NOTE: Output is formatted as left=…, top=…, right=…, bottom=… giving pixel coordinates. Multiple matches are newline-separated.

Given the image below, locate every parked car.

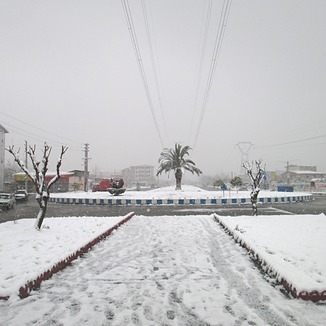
left=15, top=189, right=29, bottom=202
left=0, top=193, right=15, bottom=210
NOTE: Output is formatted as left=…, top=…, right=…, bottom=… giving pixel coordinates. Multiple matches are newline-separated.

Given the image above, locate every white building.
left=0, top=124, right=9, bottom=191
left=123, top=165, right=155, bottom=188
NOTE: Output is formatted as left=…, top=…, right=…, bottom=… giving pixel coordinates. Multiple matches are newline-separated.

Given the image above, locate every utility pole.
left=83, top=143, right=90, bottom=192
left=25, top=144, right=28, bottom=192
left=278, top=159, right=297, bottom=186
left=286, top=161, right=290, bottom=186
left=284, top=161, right=292, bottom=186
left=278, top=160, right=295, bottom=186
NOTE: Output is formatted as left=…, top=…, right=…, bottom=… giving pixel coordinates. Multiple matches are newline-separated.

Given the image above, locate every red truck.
left=92, top=178, right=126, bottom=195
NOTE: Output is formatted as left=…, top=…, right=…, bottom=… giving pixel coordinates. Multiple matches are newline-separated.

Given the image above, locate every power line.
left=276, top=118, right=326, bottom=141
left=0, top=111, right=82, bottom=146
left=141, top=0, right=169, bottom=145
left=188, top=0, right=213, bottom=144
left=256, top=134, right=326, bottom=149
left=193, top=0, right=232, bottom=148
left=1, top=119, right=82, bottom=152
left=121, top=0, right=165, bottom=148
left=0, top=112, right=83, bottom=152
left=2, top=120, right=59, bottom=143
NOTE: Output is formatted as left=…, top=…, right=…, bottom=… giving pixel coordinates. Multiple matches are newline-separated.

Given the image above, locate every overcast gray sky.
left=1, top=0, right=325, bottom=177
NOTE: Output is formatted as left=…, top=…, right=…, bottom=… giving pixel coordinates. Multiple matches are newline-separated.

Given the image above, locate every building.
left=278, top=165, right=326, bottom=192
left=0, top=124, right=9, bottom=191
left=122, top=165, right=155, bottom=188
left=13, top=170, right=86, bottom=193
left=280, top=165, right=325, bottom=183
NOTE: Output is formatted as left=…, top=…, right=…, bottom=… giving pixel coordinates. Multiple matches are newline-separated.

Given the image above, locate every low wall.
left=49, top=194, right=312, bottom=206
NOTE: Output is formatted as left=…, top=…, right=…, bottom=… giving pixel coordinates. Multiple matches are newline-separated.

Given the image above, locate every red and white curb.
left=0, top=212, right=135, bottom=301
left=213, top=214, right=326, bottom=303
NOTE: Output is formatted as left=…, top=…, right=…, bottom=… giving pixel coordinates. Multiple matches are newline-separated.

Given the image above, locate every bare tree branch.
left=6, top=144, right=36, bottom=184
left=48, top=146, right=68, bottom=191
left=6, top=142, right=68, bottom=230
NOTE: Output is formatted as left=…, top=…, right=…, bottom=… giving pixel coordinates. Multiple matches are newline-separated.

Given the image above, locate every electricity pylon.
left=235, top=142, right=254, bottom=176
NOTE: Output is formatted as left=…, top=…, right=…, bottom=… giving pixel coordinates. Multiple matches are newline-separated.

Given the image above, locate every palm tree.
left=157, top=143, right=202, bottom=190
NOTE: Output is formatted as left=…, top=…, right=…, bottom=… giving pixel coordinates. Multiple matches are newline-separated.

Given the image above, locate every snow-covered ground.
left=216, top=214, right=326, bottom=293
left=51, top=185, right=310, bottom=200
left=0, top=216, right=129, bottom=298
left=1, top=186, right=326, bottom=325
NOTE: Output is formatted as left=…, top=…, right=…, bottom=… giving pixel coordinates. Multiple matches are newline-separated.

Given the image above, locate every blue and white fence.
left=49, top=194, right=312, bottom=206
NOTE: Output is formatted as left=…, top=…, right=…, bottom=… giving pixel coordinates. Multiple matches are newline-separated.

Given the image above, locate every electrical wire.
left=4, top=124, right=83, bottom=153
left=188, top=0, right=213, bottom=144
left=2, top=120, right=62, bottom=144
left=121, top=1, right=232, bottom=150
left=0, top=111, right=82, bottom=146
left=278, top=118, right=326, bottom=141
left=121, top=0, right=165, bottom=148
left=141, top=0, right=169, bottom=145
left=192, top=0, right=232, bottom=148
left=256, top=134, right=326, bottom=149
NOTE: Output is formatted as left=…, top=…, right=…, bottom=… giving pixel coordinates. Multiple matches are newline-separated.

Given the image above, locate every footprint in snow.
left=131, top=312, right=141, bottom=325
left=104, top=308, right=115, bottom=320
left=167, top=310, right=176, bottom=320
left=68, top=299, right=81, bottom=316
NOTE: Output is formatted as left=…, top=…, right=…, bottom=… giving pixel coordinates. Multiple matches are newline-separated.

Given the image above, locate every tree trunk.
left=175, top=168, right=183, bottom=190
left=35, top=197, right=49, bottom=230
left=250, top=189, right=259, bottom=216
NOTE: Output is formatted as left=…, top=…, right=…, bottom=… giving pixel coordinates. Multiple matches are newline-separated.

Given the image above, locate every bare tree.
left=242, top=160, right=266, bottom=216
left=6, top=142, right=68, bottom=230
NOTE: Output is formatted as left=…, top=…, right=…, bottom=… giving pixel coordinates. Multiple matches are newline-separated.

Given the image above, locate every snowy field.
left=1, top=212, right=326, bottom=325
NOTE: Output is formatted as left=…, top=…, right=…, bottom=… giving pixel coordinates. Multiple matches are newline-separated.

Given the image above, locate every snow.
left=215, top=214, right=326, bottom=292
left=0, top=216, right=127, bottom=297
left=51, top=185, right=310, bottom=200
left=1, top=186, right=326, bottom=325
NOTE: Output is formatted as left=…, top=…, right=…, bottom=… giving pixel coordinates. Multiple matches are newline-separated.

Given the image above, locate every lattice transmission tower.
left=235, top=142, right=254, bottom=176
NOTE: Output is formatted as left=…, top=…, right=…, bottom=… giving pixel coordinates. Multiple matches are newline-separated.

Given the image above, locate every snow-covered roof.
left=289, top=170, right=326, bottom=175
left=0, top=123, right=9, bottom=133
left=13, top=171, right=75, bottom=177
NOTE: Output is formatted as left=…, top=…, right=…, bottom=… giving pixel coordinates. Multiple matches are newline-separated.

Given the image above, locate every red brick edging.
left=213, top=214, right=326, bottom=302
left=0, top=212, right=134, bottom=301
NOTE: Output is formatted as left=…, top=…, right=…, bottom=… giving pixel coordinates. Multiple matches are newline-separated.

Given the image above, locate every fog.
left=1, top=0, right=325, bottom=177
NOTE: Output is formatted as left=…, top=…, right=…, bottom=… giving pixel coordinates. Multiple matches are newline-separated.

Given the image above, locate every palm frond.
left=156, top=143, right=202, bottom=176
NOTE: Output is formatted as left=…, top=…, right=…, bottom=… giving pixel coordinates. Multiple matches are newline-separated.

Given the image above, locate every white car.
left=0, top=193, right=16, bottom=210
left=15, top=189, right=28, bottom=202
